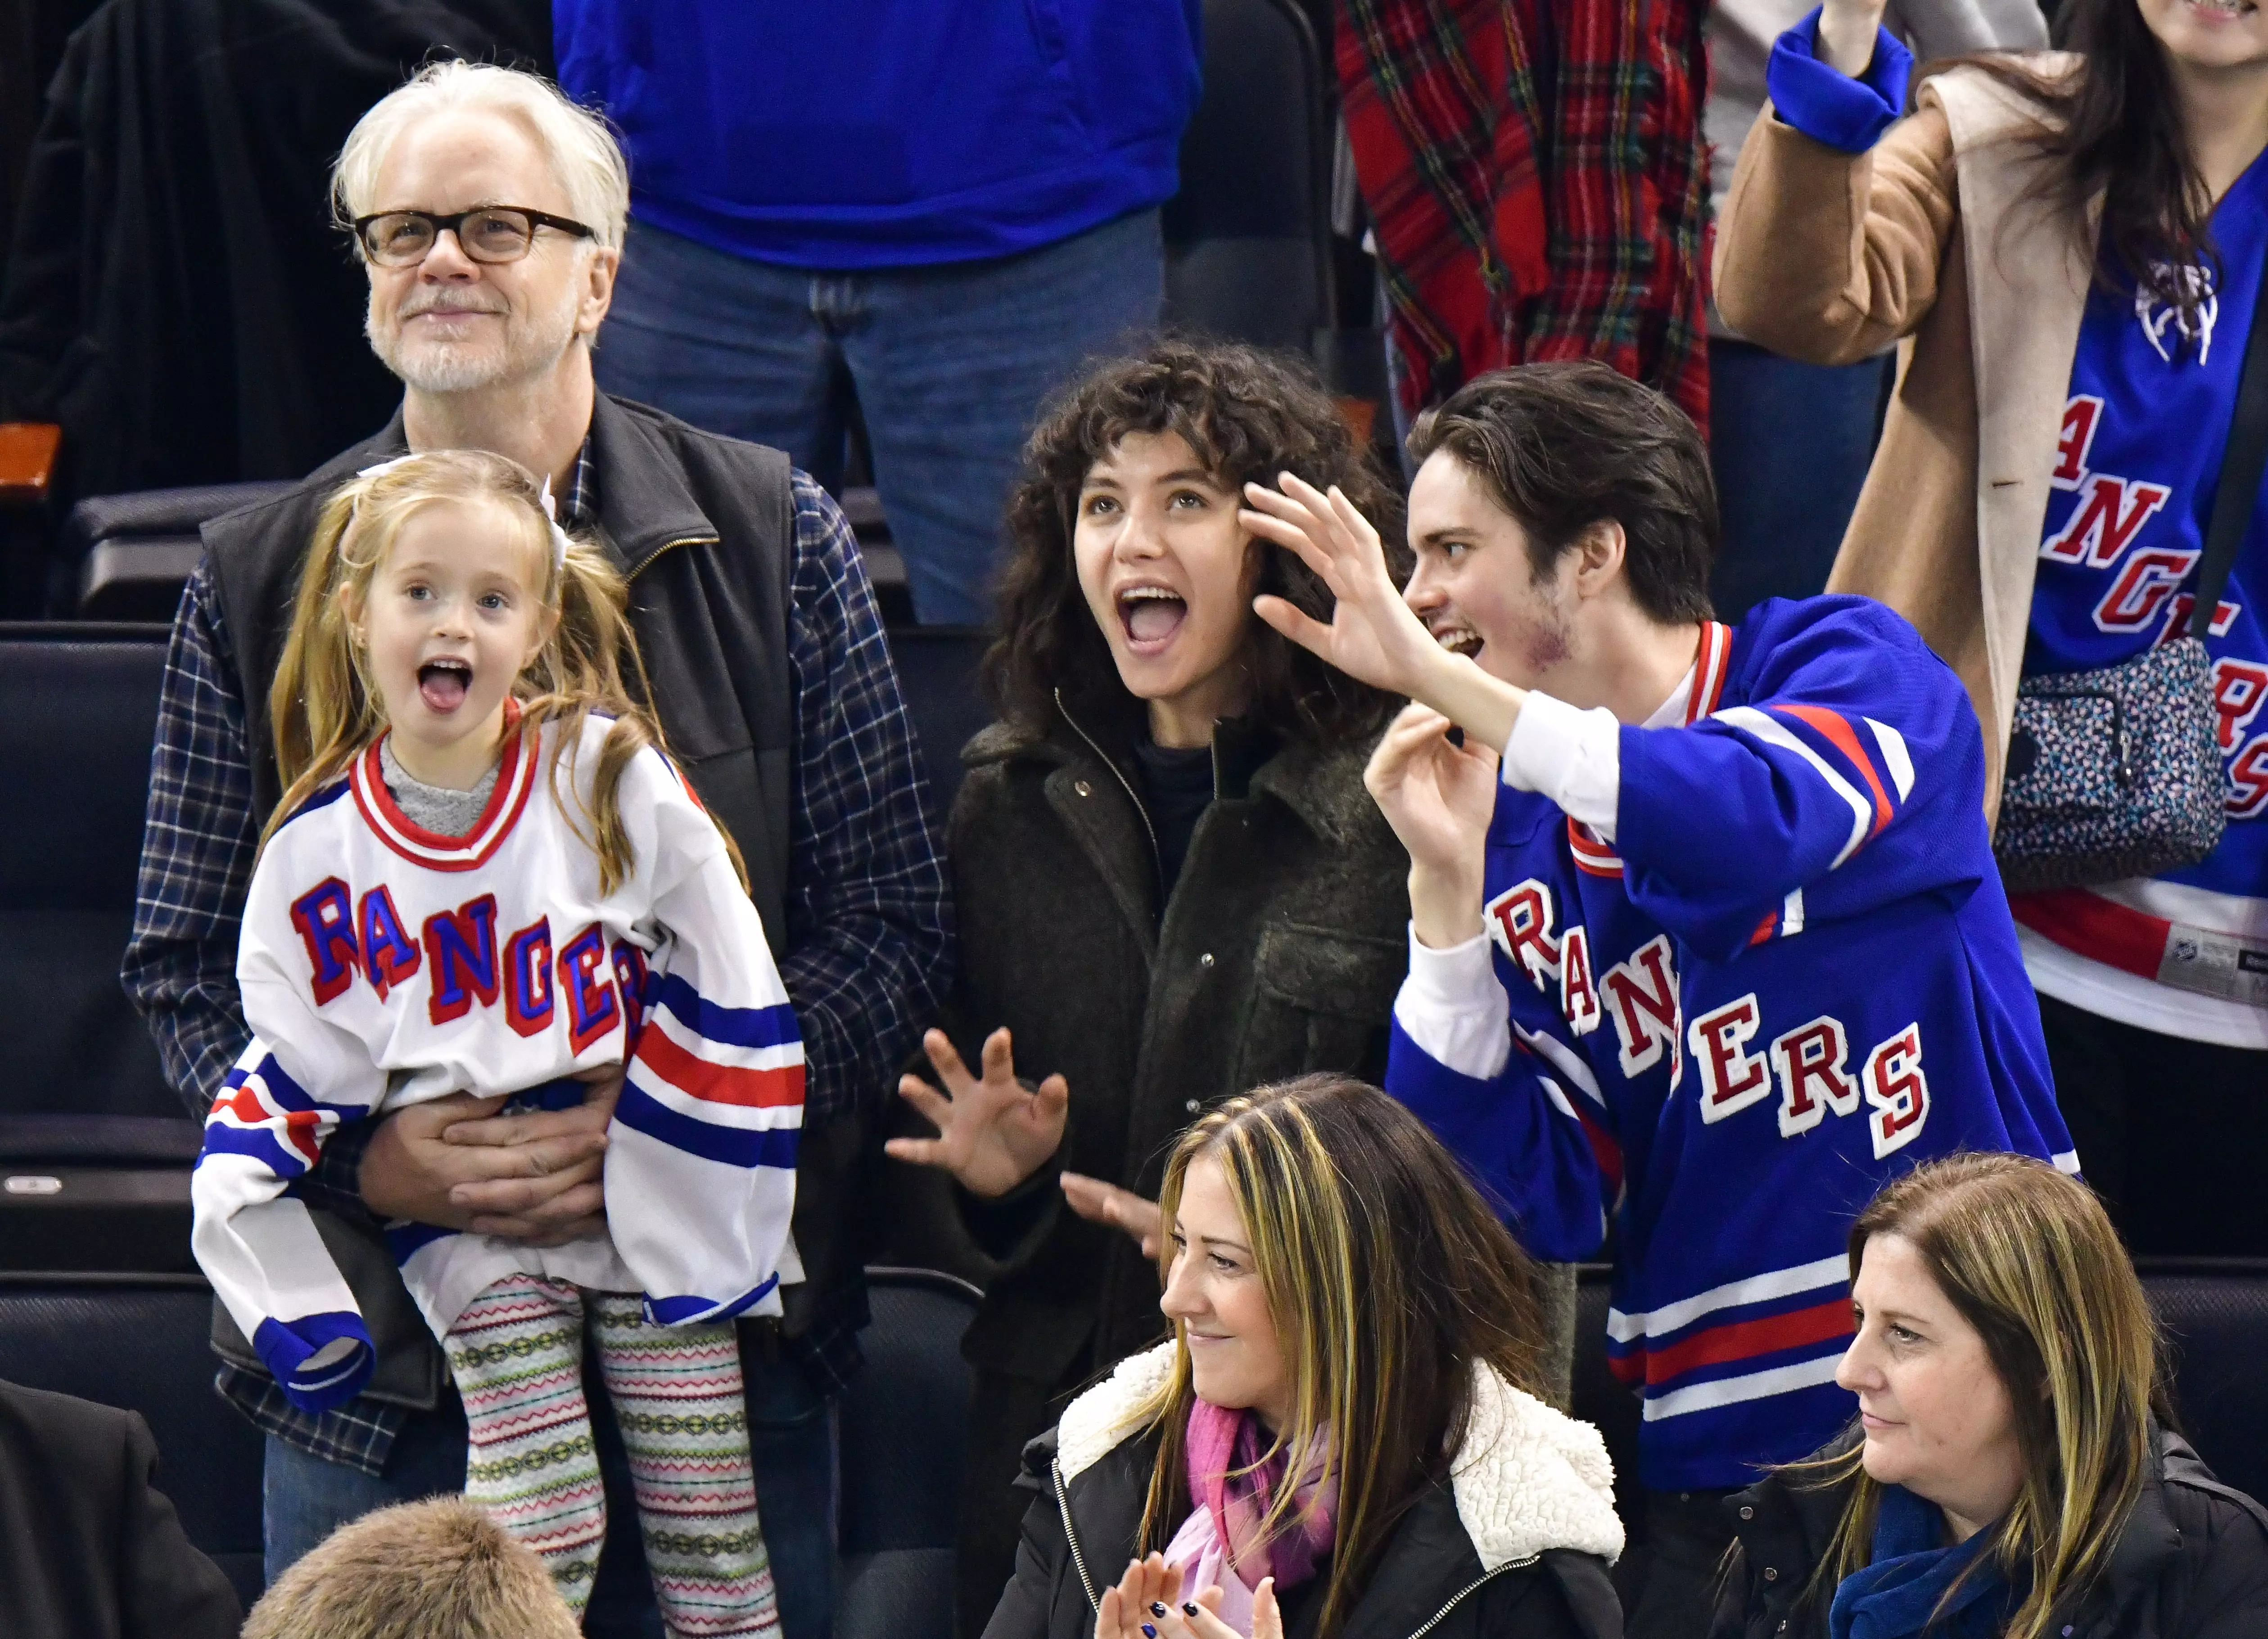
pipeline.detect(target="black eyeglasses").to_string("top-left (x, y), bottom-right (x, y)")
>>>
top-left (352, 206), bottom-right (596, 267)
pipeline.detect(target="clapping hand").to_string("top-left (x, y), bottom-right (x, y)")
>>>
top-left (885, 1028), bottom-right (1069, 1199)
top-left (1092, 1556), bottom-right (1282, 1639)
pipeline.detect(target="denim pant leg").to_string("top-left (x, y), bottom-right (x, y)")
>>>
top-left (595, 220), bottom-right (854, 493)
top-left (1706, 337), bottom-right (1892, 623)
top-left (262, 1400), bottom-right (469, 1586)
top-left (841, 208), bottom-right (1165, 625)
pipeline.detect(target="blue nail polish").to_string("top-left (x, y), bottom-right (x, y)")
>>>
top-left (1184, 1605), bottom-right (1201, 1617)
top-left (1151, 1603), bottom-right (1169, 1618)
top-left (1142, 1626), bottom-right (1158, 1638)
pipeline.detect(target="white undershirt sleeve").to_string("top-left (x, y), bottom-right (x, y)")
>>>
top-left (1392, 923), bottom-right (1514, 1079)
top-left (1500, 691), bottom-right (1624, 840)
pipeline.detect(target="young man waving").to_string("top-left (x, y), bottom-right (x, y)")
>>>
top-left (1240, 361), bottom-right (2072, 1639)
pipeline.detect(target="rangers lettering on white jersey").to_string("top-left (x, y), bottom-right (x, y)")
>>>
top-left (192, 712), bottom-right (804, 1413)
top-left (1388, 598), bottom-right (2073, 1490)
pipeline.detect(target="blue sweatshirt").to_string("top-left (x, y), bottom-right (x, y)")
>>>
top-left (1387, 598), bottom-right (2072, 1492)
top-left (554, 0), bottom-right (1203, 269)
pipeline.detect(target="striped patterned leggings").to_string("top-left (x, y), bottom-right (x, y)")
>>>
top-left (448, 1275), bottom-right (779, 1637)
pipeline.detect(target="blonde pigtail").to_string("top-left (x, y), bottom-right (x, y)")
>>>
top-left (262, 481), bottom-right (388, 856)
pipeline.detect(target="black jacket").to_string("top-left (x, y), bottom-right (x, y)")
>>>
top-left (0, 0), bottom-right (549, 509)
top-left (1711, 1428), bottom-right (2268, 1639)
top-left (981, 1349), bottom-right (1625, 1639)
top-left (198, 390), bottom-right (911, 1402)
top-left (0, 1380), bottom-right (241, 1639)
top-left (887, 705), bottom-right (1411, 1389)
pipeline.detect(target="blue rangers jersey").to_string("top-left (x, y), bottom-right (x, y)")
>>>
top-left (1387, 598), bottom-right (2072, 1490)
top-left (2010, 150), bottom-right (2268, 1048)
top-left (192, 711), bottom-right (804, 1412)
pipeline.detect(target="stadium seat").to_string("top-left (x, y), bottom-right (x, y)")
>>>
top-left (59, 481), bottom-right (291, 620)
top-left (0, 1272), bottom-right (265, 1607)
top-left (2140, 1259), bottom-right (2268, 1507)
top-left (1165, 0), bottom-right (1337, 359)
top-left (883, 625), bottom-right (992, 818)
top-left (0, 623), bottom-right (197, 1270)
top-left (835, 1265), bottom-right (979, 1639)
top-left (1571, 1264), bottom-right (1646, 1533)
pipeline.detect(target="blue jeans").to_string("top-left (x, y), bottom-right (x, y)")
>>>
top-left (594, 210), bottom-right (1165, 626)
top-left (1706, 337), bottom-right (1893, 623)
top-left (264, 1351), bottom-right (841, 1639)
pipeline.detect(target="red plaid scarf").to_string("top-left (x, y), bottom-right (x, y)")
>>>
top-left (1339, 0), bottom-right (1712, 433)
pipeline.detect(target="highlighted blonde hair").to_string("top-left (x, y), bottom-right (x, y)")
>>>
top-left (265, 448), bottom-right (743, 895)
top-left (1130, 1075), bottom-right (1548, 1639)
top-left (1800, 1153), bottom-right (2170, 1639)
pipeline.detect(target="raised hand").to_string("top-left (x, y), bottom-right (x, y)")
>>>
top-left (1093, 1554), bottom-right (1187, 1639)
top-left (1239, 471), bottom-right (1527, 753)
top-left (1816, 0), bottom-right (1889, 74)
top-left (1239, 472), bottom-right (1444, 700)
top-left (1060, 1173), bottom-right (1165, 1259)
top-left (1161, 1577), bottom-right (1278, 1639)
top-left (1366, 703), bottom-right (1500, 949)
top-left (885, 1027), bottom-right (1069, 1198)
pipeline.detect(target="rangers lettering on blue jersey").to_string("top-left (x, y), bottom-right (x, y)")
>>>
top-left (1388, 599), bottom-right (2072, 1491)
top-left (2009, 149), bottom-right (2268, 1048)
top-left (192, 712), bottom-right (805, 1413)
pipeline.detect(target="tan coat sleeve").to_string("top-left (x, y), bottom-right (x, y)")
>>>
top-left (1713, 103), bottom-right (1960, 366)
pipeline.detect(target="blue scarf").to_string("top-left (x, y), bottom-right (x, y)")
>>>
top-left (1828, 1486), bottom-right (2021, 1639)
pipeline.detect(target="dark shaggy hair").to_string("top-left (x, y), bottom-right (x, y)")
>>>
top-left (1406, 360), bottom-right (1717, 624)
top-left (987, 338), bottom-right (1402, 745)
top-left (1948, 0), bottom-right (2235, 343)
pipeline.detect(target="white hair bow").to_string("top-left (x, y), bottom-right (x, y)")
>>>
top-left (537, 476), bottom-right (573, 572)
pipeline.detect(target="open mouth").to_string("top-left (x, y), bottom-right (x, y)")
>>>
top-left (1116, 584), bottom-right (1188, 655)
top-left (1431, 623), bottom-right (1484, 660)
top-left (417, 658), bottom-right (473, 713)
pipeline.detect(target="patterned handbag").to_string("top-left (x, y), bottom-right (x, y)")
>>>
top-left (1992, 260), bottom-right (2268, 894)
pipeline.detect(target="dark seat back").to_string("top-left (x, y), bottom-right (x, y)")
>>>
top-left (0, 1273), bottom-right (263, 1607)
top-left (885, 626), bottom-right (993, 820)
top-left (61, 482), bottom-right (293, 619)
top-left (0, 624), bottom-right (177, 1120)
top-left (1164, 0), bottom-right (1333, 354)
top-left (2141, 1259), bottom-right (2268, 1507)
top-left (834, 1266), bottom-right (979, 1639)
top-left (1571, 1264), bottom-right (1646, 1531)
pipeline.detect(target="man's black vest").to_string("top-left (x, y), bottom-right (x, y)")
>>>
top-left (201, 391), bottom-right (836, 1409)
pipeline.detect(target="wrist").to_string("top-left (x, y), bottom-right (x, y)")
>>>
top-left (1815, 5), bottom-right (1880, 76)
top-left (1410, 864), bottom-right (1486, 950)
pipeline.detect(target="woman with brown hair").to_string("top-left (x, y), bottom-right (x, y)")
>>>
top-left (1713, 0), bottom-right (2268, 1256)
top-left (1714, 1152), bottom-right (2268, 1639)
top-left (985, 1075), bottom-right (1622, 1639)
top-left (879, 339), bottom-right (1428, 1633)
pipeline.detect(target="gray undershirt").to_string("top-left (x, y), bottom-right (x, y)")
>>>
top-left (379, 737), bottom-right (499, 839)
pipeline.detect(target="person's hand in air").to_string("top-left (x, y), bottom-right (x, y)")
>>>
top-left (1366, 702), bottom-right (1501, 949)
top-left (1816, 0), bottom-right (1889, 76)
top-left (1239, 472), bottom-right (1526, 754)
top-left (1060, 1173), bottom-right (1165, 1259)
top-left (886, 1028), bottom-right (1070, 1198)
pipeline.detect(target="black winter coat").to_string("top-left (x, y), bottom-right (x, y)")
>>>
top-left (0, 1380), bottom-right (241, 1639)
top-left (980, 1355), bottom-right (1625, 1639)
top-left (888, 705), bottom-right (1412, 1386)
top-left (1710, 1428), bottom-right (2268, 1639)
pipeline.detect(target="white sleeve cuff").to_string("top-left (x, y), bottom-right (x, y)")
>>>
top-left (1393, 923), bottom-right (1513, 1080)
top-left (1500, 691), bottom-right (1623, 840)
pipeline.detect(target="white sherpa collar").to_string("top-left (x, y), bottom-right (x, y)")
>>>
top-left (1050, 1341), bottom-right (1624, 1570)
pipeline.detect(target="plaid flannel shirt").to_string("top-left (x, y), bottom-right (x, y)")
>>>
top-left (1339, 0), bottom-right (1712, 430)
top-left (124, 441), bottom-right (952, 1471)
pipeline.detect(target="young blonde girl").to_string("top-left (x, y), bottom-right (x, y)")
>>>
top-left (191, 449), bottom-right (801, 1637)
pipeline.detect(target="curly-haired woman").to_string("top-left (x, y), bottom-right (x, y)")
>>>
top-left (880, 339), bottom-right (1426, 1632)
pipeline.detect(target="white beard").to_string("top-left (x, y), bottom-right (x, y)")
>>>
top-left (369, 278), bottom-right (583, 396)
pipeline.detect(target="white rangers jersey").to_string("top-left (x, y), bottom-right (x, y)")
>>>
top-left (192, 712), bottom-right (804, 1412)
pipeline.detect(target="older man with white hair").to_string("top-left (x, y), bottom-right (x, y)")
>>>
top-left (122, 61), bottom-right (952, 1638)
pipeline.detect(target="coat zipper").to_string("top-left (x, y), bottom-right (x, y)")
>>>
top-left (1052, 1456), bottom-right (1103, 1617)
top-left (1405, 1553), bottom-right (1540, 1638)
top-left (1055, 689), bottom-right (1164, 891)
top-left (625, 533), bottom-right (716, 582)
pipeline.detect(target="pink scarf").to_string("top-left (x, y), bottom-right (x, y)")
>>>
top-left (1164, 1400), bottom-right (1337, 1631)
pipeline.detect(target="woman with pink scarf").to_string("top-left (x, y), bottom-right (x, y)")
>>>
top-left (980, 1075), bottom-right (1626, 1639)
